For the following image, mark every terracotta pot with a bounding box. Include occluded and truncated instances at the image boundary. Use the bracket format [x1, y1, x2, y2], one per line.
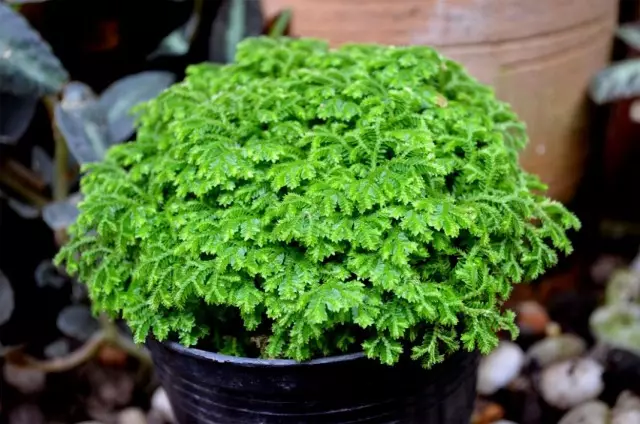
[262, 0, 618, 203]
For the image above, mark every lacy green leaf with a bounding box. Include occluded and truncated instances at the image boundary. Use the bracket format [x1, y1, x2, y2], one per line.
[56, 36, 580, 367]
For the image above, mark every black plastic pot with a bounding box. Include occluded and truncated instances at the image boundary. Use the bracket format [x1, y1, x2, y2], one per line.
[147, 338, 479, 424]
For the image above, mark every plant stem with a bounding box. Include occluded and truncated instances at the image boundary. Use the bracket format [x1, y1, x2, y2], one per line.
[4, 316, 153, 374]
[268, 8, 292, 38]
[42, 96, 69, 202]
[43, 95, 71, 244]
[53, 130, 69, 202]
[5, 332, 106, 373]
[189, 0, 204, 45]
[4, 159, 47, 192]
[99, 313, 153, 376]
[0, 168, 49, 207]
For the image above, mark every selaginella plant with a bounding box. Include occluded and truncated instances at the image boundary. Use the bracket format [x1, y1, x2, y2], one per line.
[55, 36, 580, 367]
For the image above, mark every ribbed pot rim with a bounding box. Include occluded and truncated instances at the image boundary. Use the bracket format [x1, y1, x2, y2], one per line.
[157, 338, 367, 367]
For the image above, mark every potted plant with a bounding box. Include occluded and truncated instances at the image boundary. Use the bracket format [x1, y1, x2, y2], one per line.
[55, 36, 580, 423]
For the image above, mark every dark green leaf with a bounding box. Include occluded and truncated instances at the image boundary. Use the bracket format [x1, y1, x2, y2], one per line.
[0, 3, 68, 96]
[56, 305, 99, 342]
[54, 82, 108, 164]
[209, 0, 263, 63]
[0, 92, 37, 145]
[0, 269, 14, 326]
[7, 198, 38, 219]
[97, 71, 175, 144]
[60, 80, 95, 107]
[35, 260, 66, 289]
[42, 192, 81, 231]
[590, 59, 640, 105]
[617, 23, 640, 51]
[148, 14, 199, 59]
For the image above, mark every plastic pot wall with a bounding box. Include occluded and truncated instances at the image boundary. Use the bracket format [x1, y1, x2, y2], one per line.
[147, 338, 479, 424]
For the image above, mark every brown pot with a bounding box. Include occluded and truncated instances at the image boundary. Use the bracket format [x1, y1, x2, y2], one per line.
[262, 0, 618, 203]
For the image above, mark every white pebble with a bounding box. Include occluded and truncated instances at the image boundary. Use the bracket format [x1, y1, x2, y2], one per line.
[558, 401, 610, 424]
[3, 363, 46, 394]
[540, 358, 604, 409]
[118, 407, 146, 424]
[612, 391, 640, 424]
[590, 304, 640, 355]
[613, 410, 640, 424]
[615, 391, 640, 411]
[151, 387, 176, 424]
[526, 334, 586, 368]
[476, 341, 524, 395]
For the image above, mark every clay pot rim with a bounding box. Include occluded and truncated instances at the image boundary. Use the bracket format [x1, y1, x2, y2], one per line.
[158, 338, 366, 367]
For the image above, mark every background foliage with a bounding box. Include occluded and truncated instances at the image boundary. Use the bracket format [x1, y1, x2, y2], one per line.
[0, 0, 282, 388]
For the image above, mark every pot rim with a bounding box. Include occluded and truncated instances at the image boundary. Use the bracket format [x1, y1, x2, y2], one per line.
[158, 339, 367, 367]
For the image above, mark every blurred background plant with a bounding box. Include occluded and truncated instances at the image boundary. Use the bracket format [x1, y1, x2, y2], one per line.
[0, 1, 290, 423]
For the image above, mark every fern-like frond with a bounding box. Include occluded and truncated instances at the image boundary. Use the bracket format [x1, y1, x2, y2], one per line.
[55, 36, 579, 368]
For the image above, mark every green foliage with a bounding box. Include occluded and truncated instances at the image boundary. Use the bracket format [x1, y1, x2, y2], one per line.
[55, 37, 580, 367]
[589, 58, 640, 105]
[0, 3, 69, 97]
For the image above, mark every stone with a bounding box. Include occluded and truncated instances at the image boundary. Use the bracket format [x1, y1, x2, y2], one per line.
[613, 410, 640, 424]
[545, 321, 562, 337]
[151, 387, 176, 423]
[525, 334, 586, 368]
[477, 341, 525, 395]
[56, 305, 100, 342]
[471, 399, 505, 424]
[97, 344, 128, 367]
[590, 304, 640, 355]
[540, 358, 604, 409]
[146, 409, 167, 424]
[8, 404, 45, 424]
[118, 407, 147, 424]
[85, 395, 116, 424]
[516, 301, 550, 335]
[558, 401, 610, 424]
[612, 391, 640, 424]
[605, 270, 640, 305]
[614, 390, 640, 411]
[85, 365, 134, 409]
[97, 376, 133, 407]
[3, 363, 46, 394]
